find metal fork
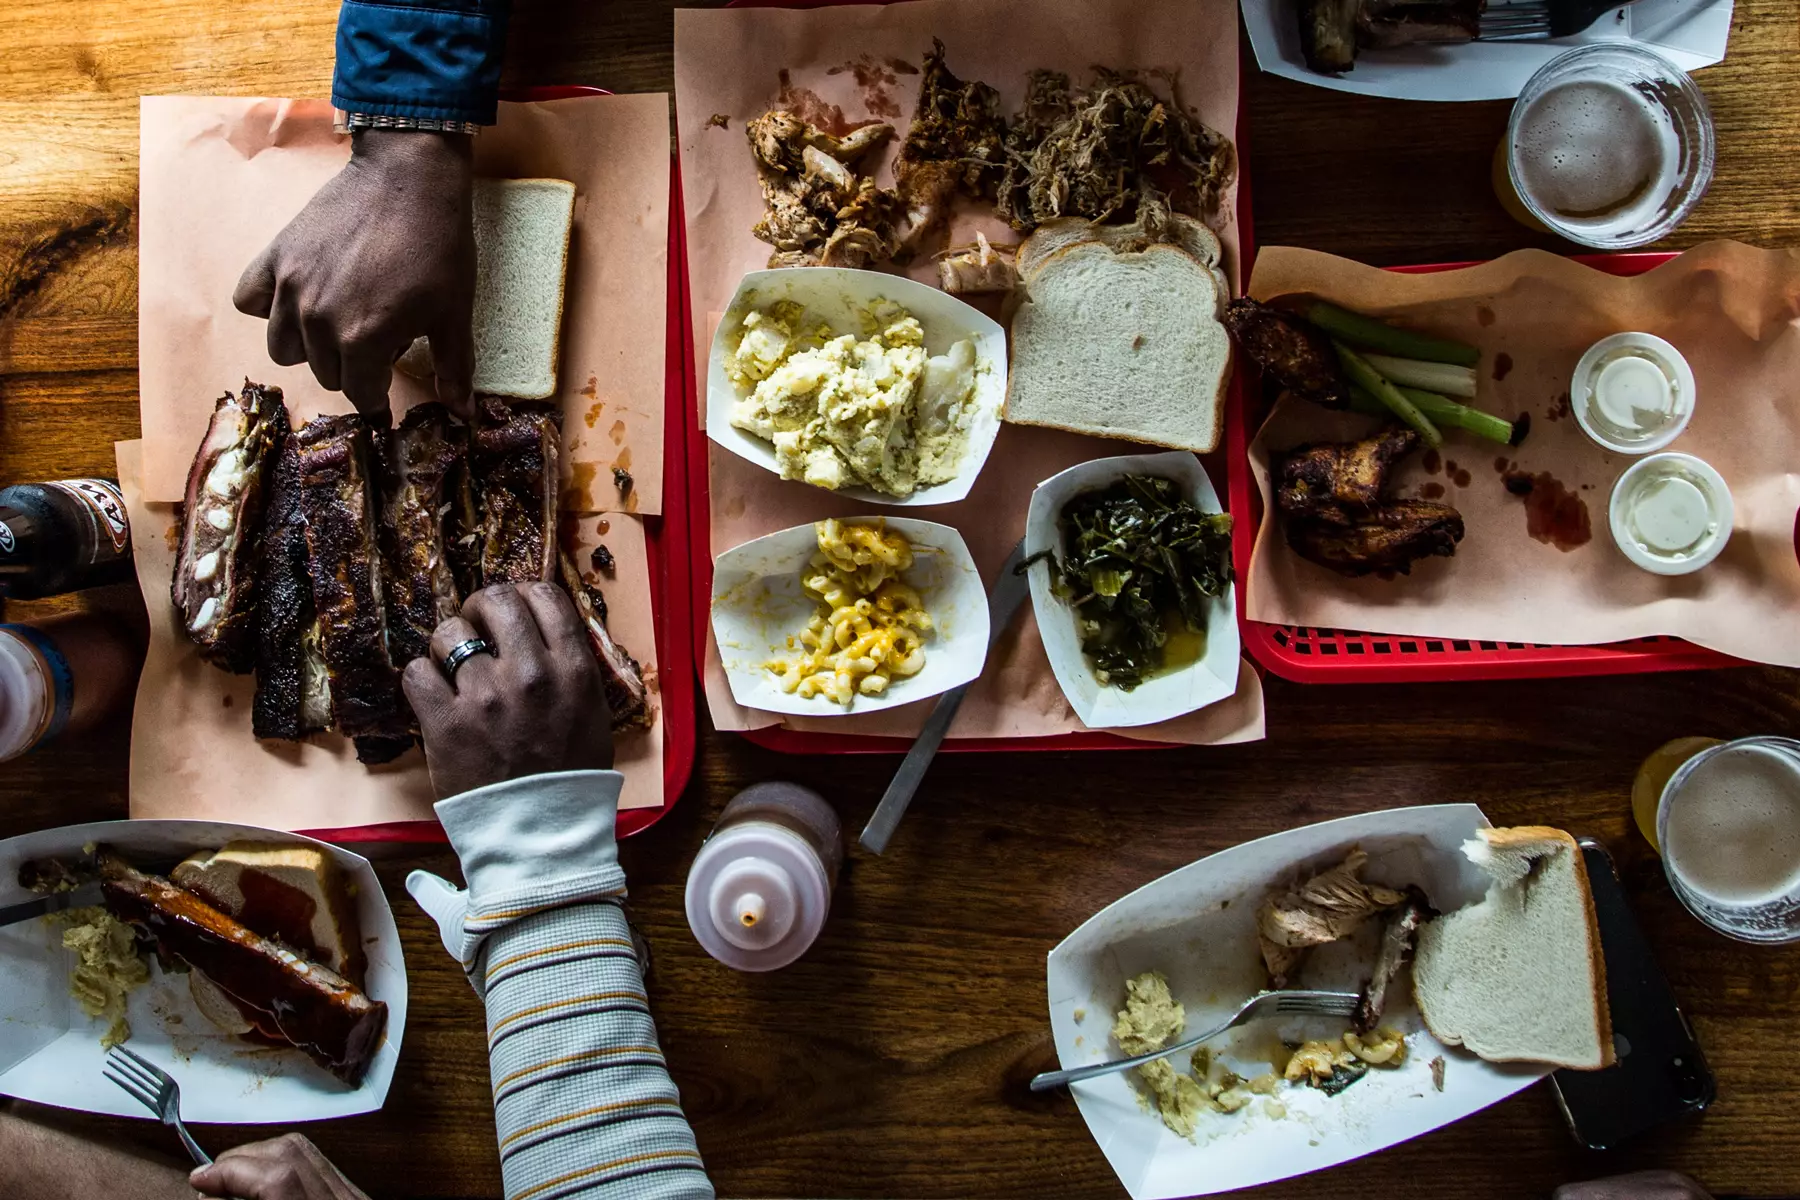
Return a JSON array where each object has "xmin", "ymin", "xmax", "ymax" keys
[
  {"xmin": 1029, "ymin": 990, "xmax": 1362, "ymax": 1093},
  {"xmin": 1480, "ymin": 0, "xmax": 1640, "ymax": 41},
  {"xmin": 104, "ymin": 1044, "xmax": 212, "ymax": 1166}
]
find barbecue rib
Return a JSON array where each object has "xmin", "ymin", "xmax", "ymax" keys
[
  {"xmin": 252, "ymin": 428, "xmax": 331, "ymax": 740},
  {"xmin": 173, "ymin": 382, "xmax": 286, "ymax": 673},
  {"xmin": 1276, "ymin": 426, "xmax": 1419, "ymax": 524},
  {"xmin": 295, "ymin": 416, "xmax": 410, "ymax": 760},
  {"xmin": 98, "ymin": 850, "xmax": 387, "ymax": 1087},
  {"xmin": 381, "ymin": 403, "xmax": 465, "ymax": 669},
  {"xmin": 559, "ymin": 551, "xmax": 652, "ymax": 731},
  {"xmin": 472, "ymin": 402, "xmax": 559, "ymax": 586}
]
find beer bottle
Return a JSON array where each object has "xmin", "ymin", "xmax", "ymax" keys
[{"xmin": 0, "ymin": 479, "xmax": 134, "ymax": 599}]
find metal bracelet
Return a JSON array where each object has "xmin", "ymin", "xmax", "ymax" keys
[{"xmin": 334, "ymin": 111, "xmax": 482, "ymax": 137}]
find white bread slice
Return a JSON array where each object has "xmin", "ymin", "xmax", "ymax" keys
[
  {"xmin": 396, "ymin": 177, "xmax": 576, "ymax": 399},
  {"xmin": 172, "ymin": 841, "xmax": 365, "ymax": 986},
  {"xmin": 1005, "ymin": 241, "xmax": 1230, "ymax": 454},
  {"xmin": 1413, "ymin": 827, "xmax": 1614, "ymax": 1070}
]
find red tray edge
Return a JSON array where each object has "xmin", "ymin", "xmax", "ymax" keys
[
  {"xmin": 304, "ymin": 85, "xmax": 698, "ymax": 843},
  {"xmin": 1228, "ymin": 249, "xmax": 1755, "ymax": 686}
]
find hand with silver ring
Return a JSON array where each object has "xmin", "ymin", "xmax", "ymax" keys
[{"xmin": 402, "ymin": 582, "xmax": 614, "ymax": 800}]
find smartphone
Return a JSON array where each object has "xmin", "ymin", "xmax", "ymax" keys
[{"xmin": 1550, "ymin": 837, "xmax": 1714, "ymax": 1151}]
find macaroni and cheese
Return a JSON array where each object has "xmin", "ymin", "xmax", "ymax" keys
[{"xmin": 767, "ymin": 519, "xmax": 933, "ymax": 707}]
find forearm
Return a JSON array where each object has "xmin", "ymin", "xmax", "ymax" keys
[
  {"xmin": 426, "ymin": 771, "xmax": 713, "ymax": 1200},
  {"xmin": 333, "ymin": 0, "xmax": 513, "ymax": 125},
  {"xmin": 480, "ymin": 902, "xmax": 709, "ymax": 1200}
]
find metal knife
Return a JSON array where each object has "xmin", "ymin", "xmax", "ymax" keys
[
  {"xmin": 0, "ymin": 881, "xmax": 103, "ymax": 928},
  {"xmin": 860, "ymin": 538, "xmax": 1033, "ymax": 855}
]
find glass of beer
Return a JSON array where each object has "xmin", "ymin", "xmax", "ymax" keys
[
  {"xmin": 1498, "ymin": 44, "xmax": 1715, "ymax": 250},
  {"xmin": 1657, "ymin": 736, "xmax": 1800, "ymax": 944}
]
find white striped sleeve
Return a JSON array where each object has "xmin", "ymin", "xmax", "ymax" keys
[{"xmin": 431, "ymin": 771, "xmax": 714, "ymax": 1200}]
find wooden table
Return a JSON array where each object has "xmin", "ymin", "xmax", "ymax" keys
[{"xmin": 3, "ymin": 2, "xmax": 1800, "ymax": 1196}]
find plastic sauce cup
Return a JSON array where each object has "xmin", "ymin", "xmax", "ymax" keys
[
  {"xmin": 1572, "ymin": 332, "xmax": 1695, "ymax": 455},
  {"xmin": 1608, "ymin": 452, "xmax": 1733, "ymax": 575}
]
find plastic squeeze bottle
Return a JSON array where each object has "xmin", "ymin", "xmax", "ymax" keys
[{"xmin": 685, "ymin": 782, "xmax": 843, "ymax": 971}]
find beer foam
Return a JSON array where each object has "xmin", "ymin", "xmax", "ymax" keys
[
  {"xmin": 1663, "ymin": 743, "xmax": 1800, "ymax": 908},
  {"xmin": 1515, "ymin": 79, "xmax": 1679, "ymax": 236}
]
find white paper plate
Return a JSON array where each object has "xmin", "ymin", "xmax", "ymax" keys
[
  {"xmin": 0, "ymin": 820, "xmax": 405, "ymax": 1123},
  {"xmin": 1240, "ymin": 0, "xmax": 1731, "ymax": 101},
  {"xmin": 1024, "ymin": 451, "xmax": 1240, "ymax": 729},
  {"xmin": 1047, "ymin": 804, "xmax": 1551, "ymax": 1199},
  {"xmin": 710, "ymin": 518, "xmax": 988, "ymax": 717},
  {"xmin": 705, "ymin": 267, "xmax": 1007, "ymax": 506}
]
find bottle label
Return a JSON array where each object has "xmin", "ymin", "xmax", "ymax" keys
[
  {"xmin": 2, "ymin": 623, "xmax": 74, "ymax": 751},
  {"xmin": 0, "ymin": 521, "xmax": 13, "ymax": 554},
  {"xmin": 43, "ymin": 479, "xmax": 131, "ymax": 561}
]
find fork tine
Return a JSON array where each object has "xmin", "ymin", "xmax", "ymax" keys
[
  {"xmin": 106, "ymin": 1050, "xmax": 164, "ymax": 1094},
  {"xmin": 113, "ymin": 1043, "xmax": 170, "ymax": 1082},
  {"xmin": 104, "ymin": 1069, "xmax": 162, "ymax": 1114}
]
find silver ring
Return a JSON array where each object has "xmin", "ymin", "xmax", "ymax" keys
[{"xmin": 440, "ymin": 638, "xmax": 494, "ymax": 682}]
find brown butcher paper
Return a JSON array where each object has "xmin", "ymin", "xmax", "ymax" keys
[
  {"xmin": 677, "ymin": 0, "xmax": 1264, "ymax": 745},
  {"xmin": 138, "ymin": 93, "xmax": 670, "ymax": 515},
  {"xmin": 1245, "ymin": 243, "xmax": 1800, "ymax": 666},
  {"xmin": 118, "ymin": 441, "xmax": 665, "ymax": 827}
]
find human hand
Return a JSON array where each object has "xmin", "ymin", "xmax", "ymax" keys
[
  {"xmin": 233, "ymin": 129, "xmax": 476, "ymax": 423},
  {"xmin": 1553, "ymin": 1170, "xmax": 1714, "ymax": 1200},
  {"xmin": 188, "ymin": 1133, "xmax": 370, "ymax": 1200},
  {"xmin": 403, "ymin": 582, "xmax": 614, "ymax": 799}
]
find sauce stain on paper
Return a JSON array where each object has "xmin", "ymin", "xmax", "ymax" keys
[
  {"xmin": 827, "ymin": 54, "xmax": 905, "ymax": 118},
  {"xmin": 1545, "ymin": 391, "xmax": 1573, "ymax": 422},
  {"xmin": 609, "ymin": 420, "xmax": 627, "ymax": 446},
  {"xmin": 1422, "ymin": 449, "xmax": 1442, "ymax": 476},
  {"xmin": 562, "ymin": 461, "xmax": 597, "ymax": 513},
  {"xmin": 1476, "ymin": 305, "xmax": 1497, "ymax": 327},
  {"xmin": 1419, "ymin": 482, "xmax": 1446, "ymax": 500},
  {"xmin": 580, "ymin": 375, "xmax": 599, "ymax": 399},
  {"xmin": 1503, "ymin": 469, "xmax": 1592, "ymax": 550},
  {"xmin": 1492, "ymin": 352, "xmax": 1513, "ymax": 381},
  {"xmin": 776, "ymin": 70, "xmax": 855, "ymax": 136}
]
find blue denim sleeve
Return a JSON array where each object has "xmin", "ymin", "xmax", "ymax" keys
[{"xmin": 332, "ymin": 0, "xmax": 512, "ymax": 125}]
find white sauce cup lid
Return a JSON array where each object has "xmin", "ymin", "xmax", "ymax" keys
[
  {"xmin": 1609, "ymin": 452, "xmax": 1733, "ymax": 575},
  {"xmin": 1572, "ymin": 332, "xmax": 1696, "ymax": 455}
]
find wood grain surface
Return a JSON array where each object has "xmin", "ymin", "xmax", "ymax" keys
[{"xmin": 3, "ymin": 2, "xmax": 1800, "ymax": 1197}]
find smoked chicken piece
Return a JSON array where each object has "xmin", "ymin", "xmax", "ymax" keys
[
  {"xmin": 472, "ymin": 402, "xmax": 559, "ymax": 586},
  {"xmin": 1300, "ymin": 0, "xmax": 1361, "ymax": 72},
  {"xmin": 1275, "ymin": 426, "xmax": 1419, "ymax": 524},
  {"xmin": 294, "ymin": 415, "xmax": 410, "ymax": 760},
  {"xmin": 1257, "ymin": 850, "xmax": 1407, "ymax": 989},
  {"xmin": 172, "ymin": 382, "xmax": 286, "ymax": 673},
  {"xmin": 558, "ymin": 551, "xmax": 652, "ymax": 732},
  {"xmin": 1223, "ymin": 299, "xmax": 1349, "ymax": 409},
  {"xmin": 98, "ymin": 850, "xmax": 387, "ymax": 1087},
  {"xmin": 381, "ymin": 403, "xmax": 465, "ymax": 669},
  {"xmin": 252, "ymin": 427, "xmax": 331, "ymax": 741},
  {"xmin": 1286, "ymin": 500, "xmax": 1466, "ymax": 577},
  {"xmin": 747, "ymin": 110, "xmax": 901, "ymax": 269}
]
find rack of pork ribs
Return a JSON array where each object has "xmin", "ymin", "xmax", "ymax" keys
[{"xmin": 172, "ymin": 384, "xmax": 652, "ymax": 765}]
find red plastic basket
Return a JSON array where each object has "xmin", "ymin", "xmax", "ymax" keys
[
  {"xmin": 1226, "ymin": 250, "xmax": 1747, "ymax": 685},
  {"xmin": 301, "ymin": 86, "xmax": 698, "ymax": 841}
]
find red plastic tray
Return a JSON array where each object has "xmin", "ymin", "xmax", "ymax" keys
[
  {"xmin": 1227, "ymin": 250, "xmax": 1748, "ymax": 685},
  {"xmin": 686, "ymin": 17, "xmax": 1263, "ymax": 754},
  {"xmin": 302, "ymin": 86, "xmax": 697, "ymax": 841}
]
